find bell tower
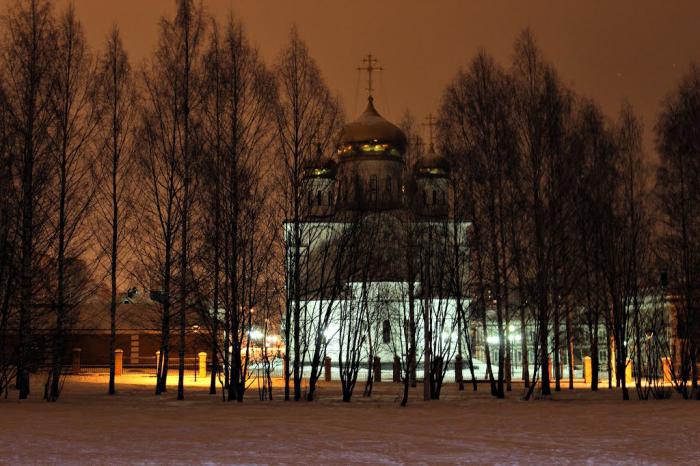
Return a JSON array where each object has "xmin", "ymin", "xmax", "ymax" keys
[
  {"xmin": 414, "ymin": 114, "xmax": 450, "ymax": 218},
  {"xmin": 303, "ymin": 144, "xmax": 337, "ymax": 218}
]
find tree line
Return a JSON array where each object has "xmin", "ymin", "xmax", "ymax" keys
[
  {"xmin": 439, "ymin": 31, "xmax": 700, "ymax": 401},
  {"xmin": 0, "ymin": 0, "xmax": 340, "ymax": 402}
]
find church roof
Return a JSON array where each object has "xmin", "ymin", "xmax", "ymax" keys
[{"xmin": 340, "ymin": 97, "xmax": 407, "ymax": 152}]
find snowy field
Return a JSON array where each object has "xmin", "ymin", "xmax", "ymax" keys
[{"xmin": 1, "ymin": 374, "xmax": 699, "ymax": 465}]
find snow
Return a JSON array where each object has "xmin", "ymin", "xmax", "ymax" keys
[{"xmin": 1, "ymin": 374, "xmax": 698, "ymax": 465}]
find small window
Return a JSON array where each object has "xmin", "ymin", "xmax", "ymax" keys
[
  {"xmin": 441, "ymin": 190, "xmax": 446, "ymax": 205},
  {"xmin": 382, "ymin": 320, "xmax": 391, "ymax": 343},
  {"xmin": 317, "ymin": 190, "xmax": 322, "ymax": 206},
  {"xmin": 432, "ymin": 190, "xmax": 437, "ymax": 205}
]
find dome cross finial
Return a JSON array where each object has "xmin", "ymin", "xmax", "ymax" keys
[
  {"xmin": 423, "ymin": 113, "xmax": 437, "ymax": 151},
  {"xmin": 357, "ymin": 53, "xmax": 383, "ymax": 100}
]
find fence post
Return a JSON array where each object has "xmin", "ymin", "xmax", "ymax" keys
[
  {"xmin": 324, "ymin": 356, "xmax": 331, "ymax": 381},
  {"xmin": 72, "ymin": 348, "xmax": 81, "ymax": 374},
  {"xmin": 583, "ymin": 356, "xmax": 592, "ymax": 385},
  {"xmin": 114, "ymin": 348, "xmax": 124, "ymax": 376},
  {"xmin": 392, "ymin": 355, "xmax": 401, "ymax": 383},
  {"xmin": 455, "ymin": 355, "xmax": 463, "ymax": 385},
  {"xmin": 198, "ymin": 352, "xmax": 207, "ymax": 379},
  {"xmin": 625, "ymin": 358, "xmax": 633, "ymax": 384},
  {"xmin": 662, "ymin": 357, "xmax": 672, "ymax": 384},
  {"xmin": 373, "ymin": 356, "xmax": 381, "ymax": 383}
]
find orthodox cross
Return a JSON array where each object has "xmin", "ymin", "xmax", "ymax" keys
[
  {"xmin": 357, "ymin": 54, "xmax": 383, "ymax": 98},
  {"xmin": 422, "ymin": 113, "xmax": 437, "ymax": 148}
]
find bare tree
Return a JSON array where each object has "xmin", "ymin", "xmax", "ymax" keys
[
  {"xmin": 0, "ymin": 72, "xmax": 18, "ymax": 397},
  {"xmin": 440, "ymin": 50, "xmax": 518, "ymax": 398},
  {"xmin": 336, "ymin": 214, "xmax": 378, "ymax": 402},
  {"xmin": 44, "ymin": 4, "xmax": 99, "ymax": 402},
  {"xmin": 94, "ymin": 26, "xmax": 136, "ymax": 396},
  {"xmin": 303, "ymin": 218, "xmax": 352, "ymax": 401},
  {"xmin": 199, "ymin": 20, "xmax": 224, "ymax": 396},
  {"xmin": 170, "ymin": 0, "xmax": 205, "ymax": 402},
  {"xmin": 138, "ymin": 0, "xmax": 206, "ymax": 400},
  {"xmin": 139, "ymin": 30, "xmax": 182, "ymax": 396},
  {"xmin": 1, "ymin": 0, "xmax": 57, "ymax": 399},
  {"xmin": 197, "ymin": 14, "xmax": 277, "ymax": 402},
  {"xmin": 511, "ymin": 30, "xmax": 571, "ymax": 399},
  {"xmin": 274, "ymin": 27, "xmax": 342, "ymax": 401},
  {"xmin": 570, "ymin": 99, "xmax": 611, "ymax": 392},
  {"xmin": 655, "ymin": 65, "xmax": 700, "ymax": 399}
]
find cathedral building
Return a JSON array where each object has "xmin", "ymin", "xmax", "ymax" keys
[{"xmin": 286, "ymin": 59, "xmax": 470, "ymax": 378}]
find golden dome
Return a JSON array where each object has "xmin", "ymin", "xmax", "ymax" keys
[{"xmin": 339, "ymin": 97, "xmax": 407, "ymax": 154}]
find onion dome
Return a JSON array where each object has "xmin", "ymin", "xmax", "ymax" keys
[
  {"xmin": 415, "ymin": 144, "xmax": 450, "ymax": 178},
  {"xmin": 303, "ymin": 146, "xmax": 337, "ymax": 179},
  {"xmin": 338, "ymin": 97, "xmax": 407, "ymax": 159}
]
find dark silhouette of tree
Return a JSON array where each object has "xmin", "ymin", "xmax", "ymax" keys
[
  {"xmin": 1, "ymin": 0, "xmax": 57, "ymax": 399},
  {"xmin": 44, "ymin": 3, "xmax": 100, "ymax": 402},
  {"xmin": 199, "ymin": 14, "xmax": 277, "ymax": 402},
  {"xmin": 440, "ymin": 50, "xmax": 518, "ymax": 398},
  {"xmin": 94, "ymin": 26, "xmax": 136, "ymax": 396},
  {"xmin": 656, "ymin": 65, "xmax": 700, "ymax": 399},
  {"xmin": 511, "ymin": 30, "xmax": 572, "ymax": 399},
  {"xmin": 0, "ymin": 56, "xmax": 17, "ymax": 397},
  {"xmin": 570, "ymin": 99, "xmax": 611, "ymax": 392},
  {"xmin": 274, "ymin": 27, "xmax": 342, "ymax": 401}
]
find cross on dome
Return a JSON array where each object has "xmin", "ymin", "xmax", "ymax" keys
[
  {"xmin": 422, "ymin": 113, "xmax": 437, "ymax": 150},
  {"xmin": 357, "ymin": 53, "xmax": 383, "ymax": 100}
]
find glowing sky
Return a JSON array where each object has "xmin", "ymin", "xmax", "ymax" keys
[{"xmin": 6, "ymin": 0, "xmax": 700, "ymax": 161}]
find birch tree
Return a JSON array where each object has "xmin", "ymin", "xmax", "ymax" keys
[
  {"xmin": 1, "ymin": 0, "xmax": 57, "ymax": 399},
  {"xmin": 274, "ymin": 27, "xmax": 342, "ymax": 400},
  {"xmin": 94, "ymin": 26, "xmax": 136, "ymax": 396}
]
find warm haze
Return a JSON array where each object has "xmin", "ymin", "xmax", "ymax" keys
[{"xmin": 18, "ymin": 0, "xmax": 700, "ymax": 162}]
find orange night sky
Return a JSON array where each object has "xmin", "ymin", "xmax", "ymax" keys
[{"xmin": 5, "ymin": 0, "xmax": 700, "ymax": 161}]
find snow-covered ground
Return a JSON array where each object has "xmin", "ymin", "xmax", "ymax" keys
[{"xmin": 1, "ymin": 374, "xmax": 698, "ymax": 465}]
